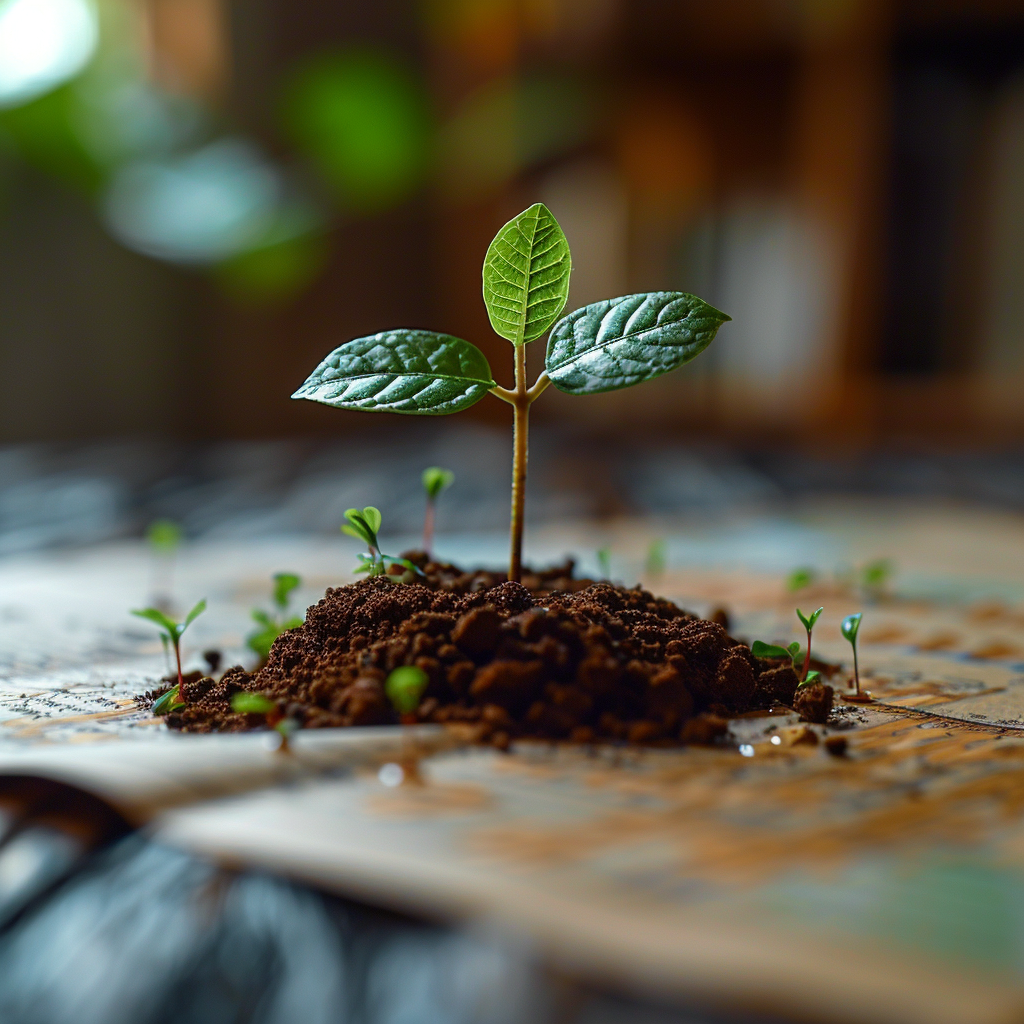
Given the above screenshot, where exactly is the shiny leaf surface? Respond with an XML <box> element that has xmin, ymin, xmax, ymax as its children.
<box><xmin>546</xmin><ymin>291</ymin><xmax>729</xmax><ymax>395</ymax></box>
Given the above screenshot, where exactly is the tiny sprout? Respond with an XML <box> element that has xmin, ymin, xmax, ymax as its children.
<box><xmin>133</xmin><ymin>599</ymin><xmax>206</xmax><ymax>695</ymax></box>
<box><xmin>385</xmin><ymin>665</ymin><xmax>428</xmax><ymax>716</ymax></box>
<box><xmin>645</xmin><ymin>539</ymin><xmax>667</xmax><ymax>577</ymax></box>
<box><xmin>862</xmin><ymin>559</ymin><xmax>893</xmax><ymax>600</ymax></box>
<box><xmin>795</xmin><ymin>606</ymin><xmax>824</xmax><ymax>681</ymax></box>
<box><xmin>230</xmin><ymin>692</ymin><xmax>295</xmax><ymax>745</ymax></box>
<box><xmin>787</xmin><ymin>567</ymin><xmax>816</xmax><ymax>592</ymax></box>
<box><xmin>146</xmin><ymin>518</ymin><xmax>182</xmax><ymax>611</ymax></box>
<box><xmin>343</xmin><ymin>506</ymin><xmax>423</xmax><ymax>580</ymax></box>
<box><xmin>596</xmin><ymin>546</ymin><xmax>611</xmax><ymax>579</ymax></box>
<box><xmin>146</xmin><ymin>518</ymin><xmax>182</xmax><ymax>553</ymax></box>
<box><xmin>247</xmin><ymin>573</ymin><xmax>304</xmax><ymax>662</ymax></box>
<box><xmin>421</xmin><ymin>467</ymin><xmax>454</xmax><ymax>557</ymax></box>
<box><xmin>799</xmin><ymin>669</ymin><xmax>822</xmax><ymax>689</ymax></box>
<box><xmin>751</xmin><ymin>640</ymin><xmax>802</xmax><ymax>665</ymax></box>
<box><xmin>152</xmin><ymin>685</ymin><xmax>185</xmax><ymax>715</ymax></box>
<box><xmin>842</xmin><ymin>612</ymin><xmax>863</xmax><ymax>695</ymax></box>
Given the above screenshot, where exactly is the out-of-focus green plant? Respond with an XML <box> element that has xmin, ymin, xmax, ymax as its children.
<box><xmin>596</xmin><ymin>546</ymin><xmax>611</xmax><ymax>579</ymax></box>
<box><xmin>247</xmin><ymin>573</ymin><xmax>304</xmax><ymax>662</ymax></box>
<box><xmin>862</xmin><ymin>559</ymin><xmax>893</xmax><ymax>600</ymax></box>
<box><xmin>645</xmin><ymin>539</ymin><xmax>667</xmax><ymax>577</ymax></box>
<box><xmin>385</xmin><ymin>665</ymin><xmax>428</xmax><ymax>717</ymax></box>
<box><xmin>787</xmin><ymin>567</ymin><xmax>816</xmax><ymax>592</ymax></box>
<box><xmin>294</xmin><ymin>203</ymin><xmax>728</xmax><ymax>583</ymax></box>
<box><xmin>230</xmin><ymin>691</ymin><xmax>297</xmax><ymax>745</ymax></box>
<box><xmin>421</xmin><ymin>467</ymin><xmax>454</xmax><ymax>557</ymax></box>
<box><xmin>842</xmin><ymin>612</ymin><xmax>863</xmax><ymax>695</ymax></box>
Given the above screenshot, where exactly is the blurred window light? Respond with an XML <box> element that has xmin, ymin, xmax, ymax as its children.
<box><xmin>103</xmin><ymin>139</ymin><xmax>294</xmax><ymax>264</ymax></box>
<box><xmin>0</xmin><ymin>0</ymin><xmax>98</xmax><ymax>108</ymax></box>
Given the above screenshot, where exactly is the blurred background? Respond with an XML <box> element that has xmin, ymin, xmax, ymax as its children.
<box><xmin>2</xmin><ymin>0</ymin><xmax>1024</xmax><ymax>551</ymax></box>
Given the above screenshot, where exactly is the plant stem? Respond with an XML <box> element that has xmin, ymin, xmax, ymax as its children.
<box><xmin>509</xmin><ymin>343</ymin><xmax>529</xmax><ymax>583</ymax></box>
<box><xmin>173</xmin><ymin>638</ymin><xmax>183</xmax><ymax>691</ymax></box>
<box><xmin>801</xmin><ymin>629</ymin><xmax>811</xmax><ymax>681</ymax></box>
<box><xmin>853</xmin><ymin>643</ymin><xmax>860</xmax><ymax>695</ymax></box>
<box><xmin>422</xmin><ymin>499</ymin><xmax>435</xmax><ymax>556</ymax></box>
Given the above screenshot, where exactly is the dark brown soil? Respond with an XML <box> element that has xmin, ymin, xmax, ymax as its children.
<box><xmin>161</xmin><ymin>554</ymin><xmax>833</xmax><ymax>744</ymax></box>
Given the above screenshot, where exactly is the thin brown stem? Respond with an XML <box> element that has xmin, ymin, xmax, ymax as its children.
<box><xmin>801</xmin><ymin>630</ymin><xmax>811</xmax><ymax>681</ymax></box>
<box><xmin>508</xmin><ymin>344</ymin><xmax>529</xmax><ymax>583</ymax></box>
<box><xmin>174</xmin><ymin>639</ymin><xmax>183</xmax><ymax>691</ymax></box>
<box><xmin>489</xmin><ymin>384</ymin><xmax>517</xmax><ymax>405</ymax></box>
<box><xmin>422</xmin><ymin>500</ymin><xmax>435</xmax><ymax>556</ymax></box>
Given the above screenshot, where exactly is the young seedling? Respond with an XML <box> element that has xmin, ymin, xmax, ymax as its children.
<box><xmin>795</xmin><ymin>606</ymin><xmax>824</xmax><ymax>681</ymax></box>
<box><xmin>146</xmin><ymin>518</ymin><xmax>182</xmax><ymax>613</ymax></box>
<box><xmin>421</xmin><ymin>467</ymin><xmax>454</xmax><ymax>557</ymax></box>
<box><xmin>342</xmin><ymin>507</ymin><xmax>423</xmax><ymax>579</ymax></box>
<box><xmin>133</xmin><ymin>599</ymin><xmax>207</xmax><ymax>714</ymax></box>
<box><xmin>230</xmin><ymin>692</ymin><xmax>296</xmax><ymax>749</ymax></box>
<box><xmin>862</xmin><ymin>559</ymin><xmax>893</xmax><ymax>601</ymax></box>
<box><xmin>787</xmin><ymin>567</ymin><xmax>816</xmax><ymax>592</ymax></box>
<box><xmin>293</xmin><ymin>203</ymin><xmax>729</xmax><ymax>583</ymax></box>
<box><xmin>247</xmin><ymin>572</ymin><xmax>304</xmax><ymax>662</ymax></box>
<box><xmin>596</xmin><ymin>546</ymin><xmax>611</xmax><ymax>579</ymax></box>
<box><xmin>842</xmin><ymin>612</ymin><xmax>869</xmax><ymax>700</ymax></box>
<box><xmin>751</xmin><ymin>639</ymin><xmax>821</xmax><ymax>690</ymax></box>
<box><xmin>645</xmin><ymin>539</ymin><xmax>667</xmax><ymax>578</ymax></box>
<box><xmin>380</xmin><ymin>665</ymin><xmax>430</xmax><ymax>786</ymax></box>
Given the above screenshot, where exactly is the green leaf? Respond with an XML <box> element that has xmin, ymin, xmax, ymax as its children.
<box><xmin>272</xmin><ymin>572</ymin><xmax>301</xmax><ymax>610</ymax></box>
<box><xmin>146</xmin><ymin>519</ymin><xmax>182</xmax><ymax>554</ymax></box>
<box><xmin>862</xmin><ymin>559</ymin><xmax>893</xmax><ymax>588</ymax></box>
<box><xmin>422</xmin><ymin>466</ymin><xmax>454</xmax><ymax>500</ymax></box>
<box><xmin>787</xmin><ymin>567</ymin><xmax>815</xmax><ymax>592</ymax></box>
<box><xmin>361</xmin><ymin>507</ymin><xmax>382</xmax><ymax>534</ymax></box>
<box><xmin>482</xmin><ymin>202</ymin><xmax>571</xmax><ymax>345</ymax></box>
<box><xmin>282</xmin><ymin>616</ymin><xmax>304</xmax><ymax>630</ymax></box>
<box><xmin>231</xmin><ymin>692</ymin><xmax>278</xmax><ymax>716</ymax></box>
<box><xmin>842</xmin><ymin>613</ymin><xmax>863</xmax><ymax>644</ymax></box>
<box><xmin>181</xmin><ymin>599</ymin><xmax>207</xmax><ymax>632</ymax></box>
<box><xmin>796</xmin><ymin>607</ymin><xmax>824</xmax><ymax>632</ymax></box>
<box><xmin>343</xmin><ymin>509</ymin><xmax>377</xmax><ymax>548</ymax></box>
<box><xmin>152</xmin><ymin>685</ymin><xmax>181</xmax><ymax>715</ymax></box>
<box><xmin>251</xmin><ymin>609</ymin><xmax>274</xmax><ymax>627</ymax></box>
<box><xmin>799</xmin><ymin>670</ymin><xmax>822</xmax><ymax>687</ymax></box>
<box><xmin>787</xmin><ymin>641</ymin><xmax>801</xmax><ymax>659</ymax></box>
<box><xmin>131</xmin><ymin>607</ymin><xmax>177</xmax><ymax>637</ymax></box>
<box><xmin>292</xmin><ymin>330</ymin><xmax>495</xmax><ymax>414</ymax></box>
<box><xmin>751</xmin><ymin>640</ymin><xmax>794</xmax><ymax>661</ymax></box>
<box><xmin>383</xmin><ymin>555</ymin><xmax>426</xmax><ymax>577</ymax></box>
<box><xmin>545</xmin><ymin>291</ymin><xmax>730</xmax><ymax>395</ymax></box>
<box><xmin>385</xmin><ymin>665</ymin><xmax>428</xmax><ymax>714</ymax></box>
<box><xmin>246</xmin><ymin>622</ymin><xmax>279</xmax><ymax>661</ymax></box>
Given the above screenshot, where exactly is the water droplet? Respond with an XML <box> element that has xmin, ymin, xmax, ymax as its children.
<box><xmin>738</xmin><ymin>744</ymin><xmax>755</xmax><ymax>757</ymax></box>
<box><xmin>770</xmin><ymin>735</ymin><xmax>782</xmax><ymax>746</ymax></box>
<box><xmin>378</xmin><ymin>762</ymin><xmax>404</xmax><ymax>787</ymax></box>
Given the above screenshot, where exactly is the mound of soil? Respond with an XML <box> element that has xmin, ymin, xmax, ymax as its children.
<box><xmin>161</xmin><ymin>555</ymin><xmax>830</xmax><ymax>745</ymax></box>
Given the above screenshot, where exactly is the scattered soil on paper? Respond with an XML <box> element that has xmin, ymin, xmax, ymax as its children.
<box><xmin>159</xmin><ymin>554</ymin><xmax>832</xmax><ymax>745</ymax></box>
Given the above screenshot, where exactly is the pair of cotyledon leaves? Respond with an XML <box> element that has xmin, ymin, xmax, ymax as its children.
<box><xmin>291</xmin><ymin>203</ymin><xmax>731</xmax><ymax>415</ymax></box>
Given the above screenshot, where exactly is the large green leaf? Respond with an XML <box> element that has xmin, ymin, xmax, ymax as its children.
<box><xmin>545</xmin><ymin>292</ymin><xmax>730</xmax><ymax>395</ymax></box>
<box><xmin>482</xmin><ymin>203</ymin><xmax>571</xmax><ymax>345</ymax></box>
<box><xmin>292</xmin><ymin>330</ymin><xmax>495</xmax><ymax>414</ymax></box>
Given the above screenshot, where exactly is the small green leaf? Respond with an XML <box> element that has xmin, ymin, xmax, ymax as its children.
<box><xmin>282</xmin><ymin>616</ymin><xmax>303</xmax><ymax>630</ymax></box>
<box><xmin>862</xmin><ymin>559</ymin><xmax>893</xmax><ymax>588</ymax></box>
<box><xmin>482</xmin><ymin>202</ymin><xmax>571</xmax><ymax>346</ymax></box>
<box><xmin>751</xmin><ymin>640</ymin><xmax>794</xmax><ymax>661</ymax></box>
<box><xmin>596</xmin><ymin>546</ymin><xmax>611</xmax><ymax>578</ymax></box>
<box><xmin>799</xmin><ymin>670</ymin><xmax>822</xmax><ymax>688</ymax></box>
<box><xmin>182</xmin><ymin>599</ymin><xmax>206</xmax><ymax>632</ymax></box>
<box><xmin>272</xmin><ymin>572</ymin><xmax>301</xmax><ymax>610</ymax></box>
<box><xmin>343</xmin><ymin>509</ymin><xmax>377</xmax><ymax>548</ymax></box>
<box><xmin>787</xmin><ymin>641</ymin><xmax>801</xmax><ymax>659</ymax></box>
<box><xmin>146</xmin><ymin>519</ymin><xmax>182</xmax><ymax>553</ymax></box>
<box><xmin>787</xmin><ymin>567</ymin><xmax>816</xmax><ymax>592</ymax></box>
<box><xmin>842</xmin><ymin>613</ymin><xmax>863</xmax><ymax>644</ymax></box>
<box><xmin>796</xmin><ymin>607</ymin><xmax>824</xmax><ymax>631</ymax></box>
<box><xmin>231</xmin><ymin>692</ymin><xmax>278</xmax><ymax>716</ymax></box>
<box><xmin>422</xmin><ymin>466</ymin><xmax>454</xmax><ymax>500</ymax></box>
<box><xmin>246</xmin><ymin>623</ymin><xmax>279</xmax><ymax>661</ymax></box>
<box><xmin>292</xmin><ymin>330</ymin><xmax>495</xmax><ymax>415</ymax></box>
<box><xmin>361</xmin><ymin>507</ymin><xmax>382</xmax><ymax>534</ymax></box>
<box><xmin>251</xmin><ymin>609</ymin><xmax>274</xmax><ymax>627</ymax></box>
<box><xmin>385</xmin><ymin>665</ymin><xmax>428</xmax><ymax>714</ymax></box>
<box><xmin>152</xmin><ymin>685</ymin><xmax>181</xmax><ymax>715</ymax></box>
<box><xmin>546</xmin><ymin>291</ymin><xmax>729</xmax><ymax>395</ymax></box>
<box><xmin>645</xmin><ymin>539</ymin><xmax>667</xmax><ymax>576</ymax></box>
<box><xmin>132</xmin><ymin>607</ymin><xmax>177</xmax><ymax>636</ymax></box>
<box><xmin>383</xmin><ymin>555</ymin><xmax>426</xmax><ymax>577</ymax></box>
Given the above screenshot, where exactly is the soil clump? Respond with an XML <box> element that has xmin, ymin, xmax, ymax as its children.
<box><xmin>160</xmin><ymin>555</ymin><xmax>833</xmax><ymax>745</ymax></box>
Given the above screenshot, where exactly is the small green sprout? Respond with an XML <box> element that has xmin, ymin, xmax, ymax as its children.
<box><xmin>787</xmin><ymin>567</ymin><xmax>816</xmax><ymax>592</ymax></box>
<box><xmin>151</xmin><ymin>686</ymin><xmax>185</xmax><ymax>715</ymax></box>
<box><xmin>421</xmin><ymin>467</ymin><xmax>454</xmax><ymax>556</ymax></box>
<box><xmin>146</xmin><ymin>518</ymin><xmax>182</xmax><ymax>612</ymax></box>
<box><xmin>342</xmin><ymin>507</ymin><xmax>423</xmax><ymax>579</ymax></box>
<box><xmin>146</xmin><ymin>519</ymin><xmax>182</xmax><ymax>553</ymax></box>
<box><xmin>293</xmin><ymin>203</ymin><xmax>729</xmax><ymax>583</ymax></box>
<box><xmin>385</xmin><ymin>665</ymin><xmax>428</xmax><ymax>717</ymax></box>
<box><xmin>230</xmin><ymin>691</ymin><xmax>297</xmax><ymax>745</ymax></box>
<box><xmin>133</xmin><ymin>599</ymin><xmax>206</xmax><ymax>702</ymax></box>
<box><xmin>795</xmin><ymin>606</ymin><xmax>824</xmax><ymax>681</ymax></box>
<box><xmin>596</xmin><ymin>546</ymin><xmax>611</xmax><ymax>579</ymax></box>
<box><xmin>862</xmin><ymin>559</ymin><xmax>893</xmax><ymax>600</ymax></box>
<box><xmin>645</xmin><ymin>539</ymin><xmax>667</xmax><ymax>577</ymax></box>
<box><xmin>247</xmin><ymin>572</ymin><xmax>304</xmax><ymax>662</ymax></box>
<box><xmin>751</xmin><ymin>640</ymin><xmax>802</xmax><ymax>664</ymax></box>
<box><xmin>842</xmin><ymin>612</ymin><xmax>863</xmax><ymax>695</ymax></box>
<box><xmin>802</xmin><ymin>670</ymin><xmax>822</xmax><ymax>687</ymax></box>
